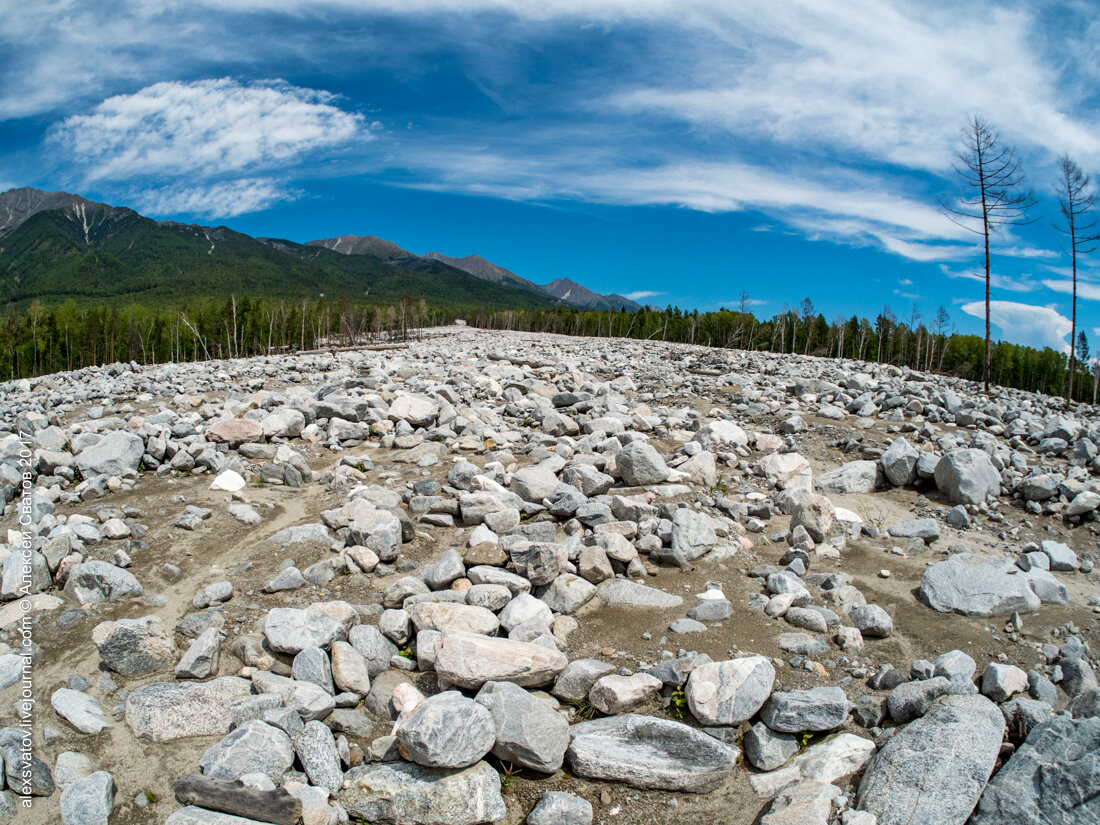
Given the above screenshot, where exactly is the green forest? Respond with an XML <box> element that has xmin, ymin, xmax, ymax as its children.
<box><xmin>2</xmin><ymin>293</ymin><xmax>1095</xmax><ymax>403</ymax></box>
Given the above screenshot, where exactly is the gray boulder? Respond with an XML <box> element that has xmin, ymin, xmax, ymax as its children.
<box><xmin>340</xmin><ymin>761</ymin><xmax>505</xmax><ymax>825</ymax></box>
<box><xmin>74</xmin><ymin>431</ymin><xmax>144</xmax><ymax>477</ymax></box>
<box><xmin>566</xmin><ymin>714</ymin><xmax>739</xmax><ymax>792</ymax></box>
<box><xmin>920</xmin><ymin>554</ymin><xmax>1069</xmax><ymax>616</ymax></box>
<box><xmin>63</xmin><ymin>561</ymin><xmax>142</xmax><ymax>606</ymax></box>
<box><xmin>887</xmin><ymin>518</ymin><xmax>939</xmax><ymax>542</ymax></box>
<box><xmin>761</xmin><ymin>687</ymin><xmax>849</xmax><ymax>732</ymax></box>
<box><xmin>199</xmin><ymin>720</ymin><xmax>294</xmax><ymax>782</ymax></box>
<box><xmin>934</xmin><ymin>449</ymin><xmax>1001</xmax><ymax>504</ymax></box>
<box><xmin>51</xmin><ymin>689</ymin><xmax>110</xmax><ymax>735</ymax></box>
<box><xmin>263</xmin><ymin>607</ymin><xmax>346</xmax><ymax>654</ymax></box>
<box><xmin>396</xmin><ymin>691</ymin><xmax>495</xmax><ymax>769</ymax></box>
<box><xmin>743</xmin><ymin>722</ymin><xmax>799</xmax><ymax>771</ymax></box>
<box><xmin>526</xmin><ymin>791</ymin><xmax>593</xmax><ymax>825</ymax></box>
<box><xmin>815</xmin><ymin>460</ymin><xmax>878</xmax><ymax>495</ymax></box>
<box><xmin>881</xmin><ymin>437</ymin><xmax>918</xmax><ymax>486</ymax></box>
<box><xmin>856</xmin><ymin>694</ymin><xmax>1004</xmax><ymax>825</ymax></box>
<box><xmin>476</xmin><ymin>681</ymin><xmax>570</xmax><ymax>773</ymax></box>
<box><xmin>970</xmin><ymin>715</ymin><xmax>1100</xmax><ymax>825</ymax></box>
<box><xmin>887</xmin><ymin>677</ymin><xmax>951</xmax><ymax>723</ymax></box>
<box><xmin>294</xmin><ymin>720</ymin><xmax>344</xmax><ymax>794</ymax></box>
<box><xmin>125</xmin><ymin>677</ymin><xmax>252</xmax><ymax>741</ymax></box>
<box><xmin>849</xmin><ymin>604</ymin><xmax>893</xmax><ymax>638</ymax></box>
<box><xmin>92</xmin><ymin>615</ymin><xmax>175</xmax><ymax>676</ymax></box>
<box><xmin>617</xmin><ymin>441</ymin><xmax>670</xmax><ymax>486</ymax></box>
<box><xmin>684</xmin><ymin>656</ymin><xmax>775</xmax><ymax>726</ymax></box>
<box><xmin>59</xmin><ymin>770</ymin><xmax>114</xmax><ymax>825</ymax></box>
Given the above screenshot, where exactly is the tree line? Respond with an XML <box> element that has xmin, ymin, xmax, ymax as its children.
<box><xmin>2</xmin><ymin>290</ymin><xmax>1097</xmax><ymax>403</ymax></box>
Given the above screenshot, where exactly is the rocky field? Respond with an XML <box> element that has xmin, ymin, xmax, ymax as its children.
<box><xmin>1</xmin><ymin>325</ymin><xmax>1097</xmax><ymax>825</ymax></box>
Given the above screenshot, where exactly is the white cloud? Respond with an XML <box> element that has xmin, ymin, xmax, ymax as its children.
<box><xmin>622</xmin><ymin>290</ymin><xmax>664</xmax><ymax>300</ymax></box>
<box><xmin>943</xmin><ymin>266</ymin><xmax>1034</xmax><ymax>293</ymax></box>
<box><xmin>961</xmin><ymin>300</ymin><xmax>1072</xmax><ymax>352</ymax></box>
<box><xmin>132</xmin><ymin>179</ymin><xmax>296</xmax><ymax>218</ymax></box>
<box><xmin>1041</xmin><ymin>279</ymin><xmax>1100</xmax><ymax>302</ymax></box>
<box><xmin>52</xmin><ymin>79</ymin><xmax>365</xmax><ymax>181</ymax></box>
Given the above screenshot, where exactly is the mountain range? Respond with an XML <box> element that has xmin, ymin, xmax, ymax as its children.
<box><xmin>0</xmin><ymin>188</ymin><xmax>639</xmax><ymax>311</ymax></box>
<box><xmin>308</xmin><ymin>235</ymin><xmax>640</xmax><ymax>310</ymax></box>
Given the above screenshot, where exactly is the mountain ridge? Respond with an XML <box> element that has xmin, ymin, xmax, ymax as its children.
<box><xmin>0</xmin><ymin>187</ymin><xmax>638</xmax><ymax>311</ymax></box>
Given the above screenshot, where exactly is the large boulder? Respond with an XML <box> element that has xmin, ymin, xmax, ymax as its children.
<box><xmin>62</xmin><ymin>561</ymin><xmax>143</xmax><ymax>606</ymax></box>
<box><xmin>396</xmin><ymin>691</ymin><xmax>495</xmax><ymax>769</ymax></box>
<box><xmin>617</xmin><ymin>441</ymin><xmax>670</xmax><ymax>486</ymax></box>
<box><xmin>760</xmin><ymin>687</ymin><xmax>849</xmax><ymax>732</ymax></box>
<box><xmin>432</xmin><ymin>631</ymin><xmax>568</xmax><ymax>689</ymax></box>
<box><xmin>476</xmin><ymin>681</ymin><xmax>570</xmax><ymax>773</ymax></box>
<box><xmin>388</xmin><ymin>394</ymin><xmax>441</xmax><ymax>427</ymax></box>
<box><xmin>855</xmin><ymin>694</ymin><xmax>1004</xmax><ymax>825</ymax></box>
<box><xmin>92</xmin><ymin>616</ymin><xmax>175</xmax><ymax>676</ymax></box>
<box><xmin>934</xmin><ymin>449</ymin><xmax>1001</xmax><ymax>504</ymax></box>
<box><xmin>567</xmin><ymin>714</ymin><xmax>739</xmax><ymax>792</ymax></box>
<box><xmin>685</xmin><ymin>656</ymin><xmax>776</xmax><ymax>726</ymax></box>
<box><xmin>206</xmin><ymin>418</ymin><xmax>264</xmax><ymax>448</ymax></box>
<box><xmin>757</xmin><ymin>452</ymin><xmax>813</xmax><ymax>491</ymax></box>
<box><xmin>125</xmin><ymin>678</ymin><xmax>252</xmax><ymax>742</ymax></box>
<box><xmin>970</xmin><ymin>714</ymin><xmax>1100</xmax><ymax>825</ymax></box>
<box><xmin>919</xmin><ymin>554</ymin><xmax>1069</xmax><ymax>616</ymax></box>
<box><xmin>341</xmin><ymin>761</ymin><xmax>505</xmax><ymax>825</ymax></box>
<box><xmin>263</xmin><ymin>607</ymin><xmax>346</xmax><ymax>654</ymax></box>
<box><xmin>199</xmin><ymin>720</ymin><xmax>294</xmax><ymax>783</ymax></box>
<box><xmin>74</xmin><ymin>431</ymin><xmax>144</xmax><ymax>477</ymax></box>
<box><xmin>815</xmin><ymin>460</ymin><xmax>879</xmax><ymax>495</ymax></box>
<box><xmin>881</xmin><ymin>437</ymin><xmax>919</xmax><ymax>486</ymax></box>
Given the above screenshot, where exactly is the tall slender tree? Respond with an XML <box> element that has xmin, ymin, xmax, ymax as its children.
<box><xmin>941</xmin><ymin>115</ymin><xmax>1036</xmax><ymax>393</ymax></box>
<box><xmin>1054</xmin><ymin>155</ymin><xmax>1098</xmax><ymax>403</ymax></box>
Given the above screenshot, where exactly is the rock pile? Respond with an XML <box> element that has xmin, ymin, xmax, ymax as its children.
<box><xmin>0</xmin><ymin>327</ymin><xmax>1097</xmax><ymax>825</ymax></box>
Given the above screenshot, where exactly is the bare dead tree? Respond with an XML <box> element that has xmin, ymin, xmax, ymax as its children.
<box><xmin>1054</xmin><ymin>155</ymin><xmax>1099</xmax><ymax>403</ymax></box>
<box><xmin>940</xmin><ymin>116</ymin><xmax>1036</xmax><ymax>392</ymax></box>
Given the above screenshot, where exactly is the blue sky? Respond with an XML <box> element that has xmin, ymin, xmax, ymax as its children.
<box><xmin>3</xmin><ymin>1</ymin><xmax>1100</xmax><ymax>352</ymax></box>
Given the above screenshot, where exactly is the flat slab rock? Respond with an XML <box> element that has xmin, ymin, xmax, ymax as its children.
<box><xmin>596</xmin><ymin>578</ymin><xmax>683</xmax><ymax>608</ymax></box>
<box><xmin>856</xmin><ymin>694</ymin><xmax>1004</xmax><ymax>825</ymax></box>
<box><xmin>566</xmin><ymin>713</ymin><xmax>739</xmax><ymax>792</ymax></box>
<box><xmin>919</xmin><ymin>553</ymin><xmax>1069</xmax><ymax>616</ymax></box>
<box><xmin>340</xmin><ymin>760</ymin><xmax>506</xmax><ymax>825</ymax></box>
<box><xmin>126</xmin><ymin>677</ymin><xmax>252</xmax><ymax>742</ymax></box>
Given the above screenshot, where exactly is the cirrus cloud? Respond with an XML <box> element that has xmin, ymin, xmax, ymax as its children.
<box><xmin>52</xmin><ymin>78</ymin><xmax>365</xmax><ymax>181</ymax></box>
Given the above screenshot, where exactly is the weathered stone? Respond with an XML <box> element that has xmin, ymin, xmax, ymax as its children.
<box><xmin>934</xmin><ymin>449</ymin><xmax>1001</xmax><ymax>504</ymax></box>
<box><xmin>396</xmin><ymin>691</ymin><xmax>495</xmax><ymax>769</ymax></box>
<box><xmin>93</xmin><ymin>615</ymin><xmax>175</xmax><ymax>675</ymax></box>
<box><xmin>849</xmin><ymin>605</ymin><xmax>893</xmax><ymax>638</ymax></box>
<box><xmin>52</xmin><ymin>688</ymin><xmax>110</xmax><ymax>735</ymax></box>
<box><xmin>59</xmin><ymin>770</ymin><xmax>114</xmax><ymax>825</ymax></box>
<box><xmin>433</xmin><ymin>632</ymin><xmax>568</xmax><ymax>689</ymax></box>
<box><xmin>920</xmin><ymin>554</ymin><xmax>1068</xmax><ymax>616</ymax></box>
<box><xmin>341</xmin><ymin>761</ymin><xmax>505</xmax><ymax>825</ymax></box>
<box><xmin>588</xmin><ymin>673</ymin><xmax>663</xmax><ymax>714</ymax></box>
<box><xmin>263</xmin><ymin>607</ymin><xmax>346</xmax><ymax>654</ymax></box>
<box><xmin>526</xmin><ymin>791</ymin><xmax>593</xmax><ymax>825</ymax></box>
<box><xmin>476</xmin><ymin>681</ymin><xmax>570</xmax><ymax>773</ymax></box>
<box><xmin>125</xmin><ymin>678</ymin><xmax>252</xmax><ymax>741</ymax></box>
<box><xmin>566</xmin><ymin>714</ymin><xmax>739</xmax><ymax>792</ymax></box>
<box><xmin>971</xmin><ymin>714</ymin><xmax>1100</xmax><ymax>825</ymax></box>
<box><xmin>62</xmin><ymin>560</ymin><xmax>142</xmax><ymax>606</ymax></box>
<box><xmin>685</xmin><ymin>656</ymin><xmax>775</xmax><ymax>727</ymax></box>
<box><xmin>294</xmin><ymin>720</ymin><xmax>344</xmax><ymax>794</ymax></box>
<box><xmin>855</xmin><ymin>694</ymin><xmax>1004</xmax><ymax>825</ymax></box>
<box><xmin>74</xmin><ymin>431</ymin><xmax>144</xmax><ymax>477</ymax></box>
<box><xmin>617</xmin><ymin>441</ymin><xmax>671</xmax><ymax>486</ymax></box>
<box><xmin>761</xmin><ymin>687</ymin><xmax>849</xmax><ymax>733</ymax></box>
<box><xmin>743</xmin><ymin>722</ymin><xmax>799</xmax><ymax>771</ymax></box>
<box><xmin>200</xmin><ymin>720</ymin><xmax>294</xmax><ymax>783</ymax></box>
